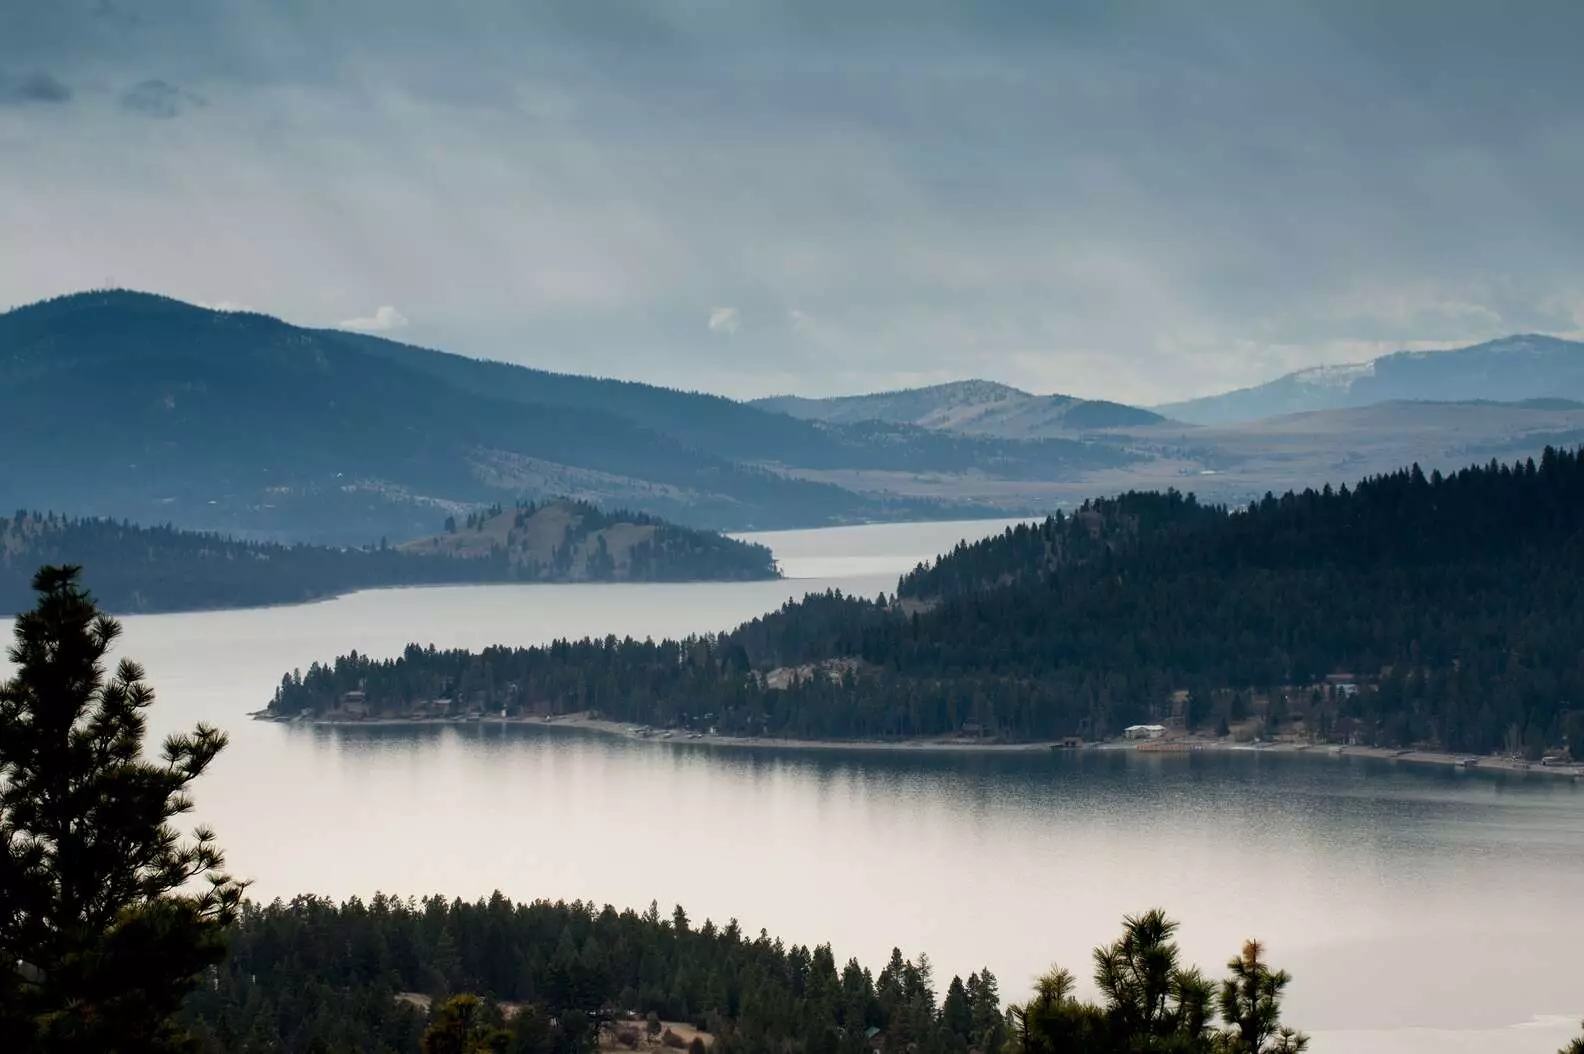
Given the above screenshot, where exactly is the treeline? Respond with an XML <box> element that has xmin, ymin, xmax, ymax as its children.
<box><xmin>0</xmin><ymin>511</ymin><xmax>493</xmax><ymax>614</ymax></box>
<box><xmin>0</xmin><ymin>504</ymin><xmax>776</xmax><ymax>615</ymax></box>
<box><xmin>269</xmin><ymin>449</ymin><xmax>1584</xmax><ymax>756</ymax></box>
<box><xmin>179</xmin><ymin>895</ymin><xmax>1305</xmax><ymax>1054</ymax></box>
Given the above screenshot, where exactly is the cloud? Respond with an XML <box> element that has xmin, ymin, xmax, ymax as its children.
<box><xmin>90</xmin><ymin>0</ymin><xmax>142</xmax><ymax>28</ymax></box>
<box><xmin>4</xmin><ymin>2</ymin><xmax>1584</xmax><ymax>403</ymax></box>
<box><xmin>338</xmin><ymin>306</ymin><xmax>409</xmax><ymax>332</ymax></box>
<box><xmin>121</xmin><ymin>79</ymin><xmax>205</xmax><ymax>119</ymax></box>
<box><xmin>0</xmin><ymin>70</ymin><xmax>72</xmax><ymax>105</ymax></box>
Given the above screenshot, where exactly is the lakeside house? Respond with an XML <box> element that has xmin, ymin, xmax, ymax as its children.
<box><xmin>1124</xmin><ymin>724</ymin><xmax>1168</xmax><ymax>740</ymax></box>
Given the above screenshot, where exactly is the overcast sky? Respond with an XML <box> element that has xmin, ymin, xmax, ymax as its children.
<box><xmin>3</xmin><ymin>0</ymin><xmax>1582</xmax><ymax>404</ymax></box>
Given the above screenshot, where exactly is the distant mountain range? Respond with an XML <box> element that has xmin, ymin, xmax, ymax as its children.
<box><xmin>1154</xmin><ymin>335</ymin><xmax>1584</xmax><ymax>424</ymax></box>
<box><xmin>0</xmin><ymin>291</ymin><xmax>1133</xmax><ymax>543</ymax></box>
<box><xmin>752</xmin><ymin>380</ymin><xmax>1164</xmax><ymax>439</ymax></box>
<box><xmin>6</xmin><ymin>290</ymin><xmax>1582</xmax><ymax>543</ymax></box>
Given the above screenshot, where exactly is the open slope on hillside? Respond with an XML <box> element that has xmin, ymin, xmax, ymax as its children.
<box><xmin>270</xmin><ymin>448</ymin><xmax>1584</xmax><ymax>757</ymax></box>
<box><xmin>754</xmin><ymin>380</ymin><xmax>1163</xmax><ymax>438</ymax></box>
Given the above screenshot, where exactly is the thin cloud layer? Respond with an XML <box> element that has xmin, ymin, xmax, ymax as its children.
<box><xmin>2</xmin><ymin>1</ymin><xmax>1583</xmax><ymax>403</ymax></box>
<box><xmin>339</xmin><ymin>306</ymin><xmax>409</xmax><ymax>332</ymax></box>
<box><xmin>121</xmin><ymin>79</ymin><xmax>205</xmax><ymax>118</ymax></box>
<box><xmin>0</xmin><ymin>70</ymin><xmax>72</xmax><ymax>104</ymax></box>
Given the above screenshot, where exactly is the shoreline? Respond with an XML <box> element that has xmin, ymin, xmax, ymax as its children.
<box><xmin>27</xmin><ymin>570</ymin><xmax>788</xmax><ymax>622</ymax></box>
<box><xmin>253</xmin><ymin>711</ymin><xmax>1584</xmax><ymax>775</ymax></box>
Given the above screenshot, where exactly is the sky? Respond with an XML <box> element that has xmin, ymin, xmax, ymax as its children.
<box><xmin>3</xmin><ymin>0</ymin><xmax>1583</xmax><ymax>405</ymax></box>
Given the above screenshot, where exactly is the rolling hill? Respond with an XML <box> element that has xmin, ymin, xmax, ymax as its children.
<box><xmin>0</xmin><ymin>291</ymin><xmax>1135</xmax><ymax>543</ymax></box>
<box><xmin>1155</xmin><ymin>334</ymin><xmax>1584</xmax><ymax>424</ymax></box>
<box><xmin>0</xmin><ymin>501</ymin><xmax>777</xmax><ymax>614</ymax></box>
<box><xmin>753</xmin><ymin>380</ymin><xmax>1164</xmax><ymax>438</ymax></box>
<box><xmin>400</xmin><ymin>499</ymin><xmax>776</xmax><ymax>583</ymax></box>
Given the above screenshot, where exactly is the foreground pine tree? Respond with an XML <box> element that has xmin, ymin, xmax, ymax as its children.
<box><xmin>1007</xmin><ymin>910</ymin><xmax>1307</xmax><ymax>1054</ymax></box>
<box><xmin>0</xmin><ymin>566</ymin><xmax>245</xmax><ymax>1052</ymax></box>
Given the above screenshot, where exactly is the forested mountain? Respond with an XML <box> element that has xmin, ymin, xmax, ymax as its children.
<box><xmin>271</xmin><ymin>449</ymin><xmax>1584</xmax><ymax>757</ymax></box>
<box><xmin>0</xmin><ymin>291</ymin><xmax>1133</xmax><ymax>543</ymax></box>
<box><xmin>753</xmin><ymin>381</ymin><xmax>1164</xmax><ymax>439</ymax></box>
<box><xmin>1155</xmin><ymin>334</ymin><xmax>1584</xmax><ymax>424</ymax></box>
<box><xmin>179</xmin><ymin>895</ymin><xmax>1304</xmax><ymax>1054</ymax></box>
<box><xmin>0</xmin><ymin>502</ymin><xmax>776</xmax><ymax>614</ymax></box>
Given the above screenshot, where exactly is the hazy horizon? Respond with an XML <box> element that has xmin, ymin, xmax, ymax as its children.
<box><xmin>4</xmin><ymin>1</ymin><xmax>1583</xmax><ymax>403</ymax></box>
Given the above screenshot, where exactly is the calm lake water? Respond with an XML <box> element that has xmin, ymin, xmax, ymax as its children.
<box><xmin>4</xmin><ymin>518</ymin><xmax>1581</xmax><ymax>1053</ymax></box>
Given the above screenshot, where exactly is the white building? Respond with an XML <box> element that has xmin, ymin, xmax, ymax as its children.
<box><xmin>1124</xmin><ymin>724</ymin><xmax>1168</xmax><ymax>740</ymax></box>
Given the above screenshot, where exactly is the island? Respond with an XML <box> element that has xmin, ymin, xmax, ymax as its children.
<box><xmin>264</xmin><ymin>447</ymin><xmax>1584</xmax><ymax>765</ymax></box>
<box><xmin>0</xmin><ymin>498</ymin><xmax>778</xmax><ymax>616</ymax></box>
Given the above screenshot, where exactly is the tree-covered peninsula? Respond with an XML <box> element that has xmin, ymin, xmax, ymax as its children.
<box><xmin>269</xmin><ymin>448</ymin><xmax>1584</xmax><ymax>757</ymax></box>
<box><xmin>0</xmin><ymin>500</ymin><xmax>777</xmax><ymax>615</ymax></box>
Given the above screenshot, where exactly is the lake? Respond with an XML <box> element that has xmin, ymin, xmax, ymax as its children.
<box><xmin>4</xmin><ymin>518</ymin><xmax>1581</xmax><ymax>1053</ymax></box>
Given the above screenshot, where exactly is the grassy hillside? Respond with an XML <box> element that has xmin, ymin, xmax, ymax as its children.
<box><xmin>401</xmin><ymin>500</ymin><xmax>777</xmax><ymax>583</ymax></box>
<box><xmin>754</xmin><ymin>380</ymin><xmax>1164</xmax><ymax>438</ymax></box>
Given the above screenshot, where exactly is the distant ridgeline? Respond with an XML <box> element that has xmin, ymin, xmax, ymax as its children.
<box><xmin>270</xmin><ymin>448</ymin><xmax>1584</xmax><ymax>757</ymax></box>
<box><xmin>0</xmin><ymin>500</ymin><xmax>777</xmax><ymax>615</ymax></box>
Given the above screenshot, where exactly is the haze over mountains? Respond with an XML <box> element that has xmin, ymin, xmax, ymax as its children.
<box><xmin>1154</xmin><ymin>335</ymin><xmax>1584</xmax><ymax>424</ymax></box>
<box><xmin>4</xmin><ymin>289</ymin><xmax>1582</xmax><ymax>545</ymax></box>
<box><xmin>0</xmin><ymin>291</ymin><xmax>1130</xmax><ymax>543</ymax></box>
<box><xmin>753</xmin><ymin>382</ymin><xmax>1164</xmax><ymax>440</ymax></box>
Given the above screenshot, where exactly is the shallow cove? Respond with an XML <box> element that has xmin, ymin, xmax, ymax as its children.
<box><xmin>3</xmin><ymin>517</ymin><xmax>1580</xmax><ymax>1053</ymax></box>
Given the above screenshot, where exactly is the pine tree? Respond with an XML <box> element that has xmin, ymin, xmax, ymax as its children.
<box><xmin>0</xmin><ymin>566</ymin><xmax>245</xmax><ymax>1051</ymax></box>
<box><xmin>422</xmin><ymin>994</ymin><xmax>510</xmax><ymax>1054</ymax></box>
<box><xmin>1218</xmin><ymin>940</ymin><xmax>1307</xmax><ymax>1052</ymax></box>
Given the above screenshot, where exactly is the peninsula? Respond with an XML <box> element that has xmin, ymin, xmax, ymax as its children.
<box><xmin>0</xmin><ymin>499</ymin><xmax>778</xmax><ymax>616</ymax></box>
<box><xmin>267</xmin><ymin>448</ymin><xmax>1584</xmax><ymax>764</ymax></box>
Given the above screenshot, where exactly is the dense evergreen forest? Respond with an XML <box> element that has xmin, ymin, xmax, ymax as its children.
<box><xmin>179</xmin><ymin>895</ymin><xmax>1309</xmax><ymax>1054</ymax></box>
<box><xmin>0</xmin><ymin>501</ymin><xmax>776</xmax><ymax>615</ymax></box>
<box><xmin>271</xmin><ymin>449</ymin><xmax>1584</xmax><ymax>757</ymax></box>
